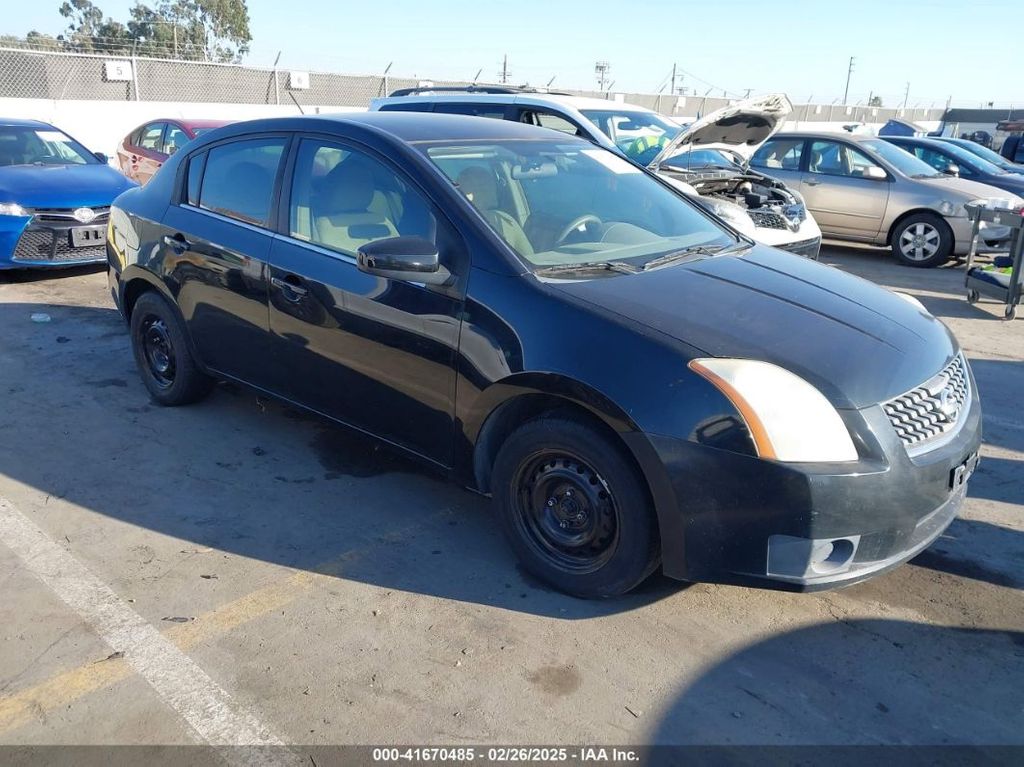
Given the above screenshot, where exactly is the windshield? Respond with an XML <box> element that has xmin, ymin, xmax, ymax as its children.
<box><xmin>423</xmin><ymin>139</ymin><xmax>735</xmax><ymax>272</ymax></box>
<box><xmin>580</xmin><ymin>110</ymin><xmax>684</xmax><ymax>165</ymax></box>
<box><xmin>859</xmin><ymin>138</ymin><xmax>940</xmax><ymax>178</ymax></box>
<box><xmin>0</xmin><ymin>126</ymin><xmax>97</xmax><ymax>167</ymax></box>
<box><xmin>945</xmin><ymin>139</ymin><xmax>1013</xmax><ymax>169</ymax></box>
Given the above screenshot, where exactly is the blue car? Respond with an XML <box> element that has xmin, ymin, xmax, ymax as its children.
<box><xmin>0</xmin><ymin>118</ymin><xmax>137</xmax><ymax>269</ymax></box>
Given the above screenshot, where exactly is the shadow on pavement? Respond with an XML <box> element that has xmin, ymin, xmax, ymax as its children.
<box><xmin>0</xmin><ymin>301</ymin><xmax>686</xmax><ymax>620</ymax></box>
<box><xmin>648</xmin><ymin>619</ymin><xmax>1024</xmax><ymax>746</ymax></box>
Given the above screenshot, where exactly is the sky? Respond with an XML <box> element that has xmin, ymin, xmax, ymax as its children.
<box><xmin>5</xmin><ymin>0</ymin><xmax>1021</xmax><ymax>108</ymax></box>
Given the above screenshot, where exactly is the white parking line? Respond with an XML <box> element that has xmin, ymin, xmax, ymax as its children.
<box><xmin>0</xmin><ymin>496</ymin><xmax>299</xmax><ymax>767</ymax></box>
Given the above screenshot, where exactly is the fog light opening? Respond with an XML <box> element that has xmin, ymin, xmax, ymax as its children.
<box><xmin>810</xmin><ymin>538</ymin><xmax>855</xmax><ymax>574</ymax></box>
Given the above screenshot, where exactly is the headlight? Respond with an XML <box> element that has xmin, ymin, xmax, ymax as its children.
<box><xmin>689</xmin><ymin>358</ymin><xmax>858</xmax><ymax>462</ymax></box>
<box><xmin>0</xmin><ymin>202</ymin><xmax>28</xmax><ymax>217</ymax></box>
<box><xmin>701</xmin><ymin>198</ymin><xmax>757</xmax><ymax>236</ymax></box>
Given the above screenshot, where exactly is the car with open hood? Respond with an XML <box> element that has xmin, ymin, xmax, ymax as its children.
<box><xmin>0</xmin><ymin>118</ymin><xmax>137</xmax><ymax>270</ymax></box>
<box><xmin>106</xmin><ymin>112</ymin><xmax>980</xmax><ymax>597</ymax></box>
<box><xmin>752</xmin><ymin>131</ymin><xmax>1023</xmax><ymax>267</ymax></box>
<box><xmin>371</xmin><ymin>88</ymin><xmax>822</xmax><ymax>259</ymax></box>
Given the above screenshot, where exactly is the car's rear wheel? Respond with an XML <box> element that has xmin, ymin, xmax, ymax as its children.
<box><xmin>130</xmin><ymin>291</ymin><xmax>213</xmax><ymax>405</ymax></box>
<box><xmin>492</xmin><ymin>417</ymin><xmax>659</xmax><ymax>598</ymax></box>
<box><xmin>891</xmin><ymin>213</ymin><xmax>953</xmax><ymax>268</ymax></box>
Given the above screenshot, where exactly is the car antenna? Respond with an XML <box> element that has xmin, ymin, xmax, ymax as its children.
<box><xmin>288</xmin><ymin>91</ymin><xmax>305</xmax><ymax>115</ymax></box>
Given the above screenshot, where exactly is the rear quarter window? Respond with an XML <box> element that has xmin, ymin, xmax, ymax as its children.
<box><xmin>186</xmin><ymin>152</ymin><xmax>206</xmax><ymax>207</ymax></box>
<box><xmin>197</xmin><ymin>138</ymin><xmax>286</xmax><ymax>227</ymax></box>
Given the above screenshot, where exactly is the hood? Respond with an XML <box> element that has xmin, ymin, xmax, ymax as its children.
<box><xmin>650</xmin><ymin>93</ymin><xmax>792</xmax><ymax>169</ymax></box>
<box><xmin>550</xmin><ymin>246</ymin><xmax>955</xmax><ymax>410</ymax></box>
<box><xmin>916</xmin><ymin>173</ymin><xmax>1024</xmax><ymax>205</ymax></box>
<box><xmin>0</xmin><ymin>164</ymin><xmax>136</xmax><ymax>209</ymax></box>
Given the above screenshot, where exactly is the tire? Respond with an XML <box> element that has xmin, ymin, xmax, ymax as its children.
<box><xmin>967</xmin><ymin>289</ymin><xmax>980</xmax><ymax>305</ymax></box>
<box><xmin>491</xmin><ymin>417</ymin><xmax>660</xmax><ymax>598</ymax></box>
<box><xmin>891</xmin><ymin>213</ymin><xmax>953</xmax><ymax>268</ymax></box>
<box><xmin>129</xmin><ymin>291</ymin><xmax>213</xmax><ymax>406</ymax></box>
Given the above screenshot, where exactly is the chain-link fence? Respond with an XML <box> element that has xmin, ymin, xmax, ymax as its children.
<box><xmin>0</xmin><ymin>43</ymin><xmax>948</xmax><ymax>125</ymax></box>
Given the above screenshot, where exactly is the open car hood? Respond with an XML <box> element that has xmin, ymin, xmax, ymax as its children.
<box><xmin>650</xmin><ymin>93</ymin><xmax>792</xmax><ymax>169</ymax></box>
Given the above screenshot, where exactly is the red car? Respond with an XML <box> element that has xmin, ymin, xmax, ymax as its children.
<box><xmin>116</xmin><ymin>118</ymin><xmax>230</xmax><ymax>185</ymax></box>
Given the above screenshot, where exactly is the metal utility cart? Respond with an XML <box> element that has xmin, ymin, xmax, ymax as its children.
<box><xmin>964</xmin><ymin>204</ymin><xmax>1024</xmax><ymax>320</ymax></box>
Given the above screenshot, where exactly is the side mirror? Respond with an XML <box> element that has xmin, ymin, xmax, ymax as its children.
<box><xmin>94</xmin><ymin>152</ymin><xmax>109</xmax><ymax>164</ymax></box>
<box><xmin>943</xmin><ymin>163</ymin><xmax>960</xmax><ymax>177</ymax></box>
<box><xmin>357</xmin><ymin>236</ymin><xmax>451</xmax><ymax>286</ymax></box>
<box><xmin>864</xmin><ymin>166</ymin><xmax>887</xmax><ymax>180</ymax></box>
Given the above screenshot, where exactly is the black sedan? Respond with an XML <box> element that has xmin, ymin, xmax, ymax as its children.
<box><xmin>883</xmin><ymin>135</ymin><xmax>1024</xmax><ymax>197</ymax></box>
<box><xmin>106</xmin><ymin>113</ymin><xmax>981</xmax><ymax>597</ymax></box>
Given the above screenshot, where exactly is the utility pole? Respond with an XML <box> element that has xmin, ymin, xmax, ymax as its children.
<box><xmin>902</xmin><ymin>81</ymin><xmax>910</xmax><ymax>110</ymax></box>
<box><xmin>595</xmin><ymin>61</ymin><xmax>610</xmax><ymax>91</ymax></box>
<box><xmin>743</xmin><ymin>88</ymin><xmax>752</xmax><ymax>98</ymax></box>
<box><xmin>670</xmin><ymin>63</ymin><xmax>677</xmax><ymax>96</ymax></box>
<box><xmin>499</xmin><ymin>54</ymin><xmax>509</xmax><ymax>85</ymax></box>
<box><xmin>843</xmin><ymin>56</ymin><xmax>855</xmax><ymax>105</ymax></box>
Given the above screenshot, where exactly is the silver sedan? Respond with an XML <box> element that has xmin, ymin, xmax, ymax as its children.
<box><xmin>751</xmin><ymin>132</ymin><xmax>1022</xmax><ymax>267</ymax></box>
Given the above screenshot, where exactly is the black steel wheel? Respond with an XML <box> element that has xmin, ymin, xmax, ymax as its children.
<box><xmin>512</xmin><ymin>450</ymin><xmax>620</xmax><ymax>574</ymax></box>
<box><xmin>140</xmin><ymin>316</ymin><xmax>176</xmax><ymax>389</ymax></box>
<box><xmin>492</xmin><ymin>416</ymin><xmax>659</xmax><ymax>597</ymax></box>
<box><xmin>130</xmin><ymin>291</ymin><xmax>213</xmax><ymax>406</ymax></box>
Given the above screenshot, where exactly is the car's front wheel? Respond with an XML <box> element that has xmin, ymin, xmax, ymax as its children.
<box><xmin>130</xmin><ymin>291</ymin><xmax>213</xmax><ymax>405</ymax></box>
<box><xmin>891</xmin><ymin>213</ymin><xmax>953</xmax><ymax>268</ymax></box>
<box><xmin>492</xmin><ymin>416</ymin><xmax>660</xmax><ymax>598</ymax></box>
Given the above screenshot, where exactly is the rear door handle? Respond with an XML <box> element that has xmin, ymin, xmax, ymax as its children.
<box><xmin>271</xmin><ymin>275</ymin><xmax>308</xmax><ymax>299</ymax></box>
<box><xmin>162</xmin><ymin>233</ymin><xmax>191</xmax><ymax>253</ymax></box>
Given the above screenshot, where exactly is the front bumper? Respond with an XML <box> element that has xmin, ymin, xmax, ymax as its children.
<box><xmin>0</xmin><ymin>215</ymin><xmax>107</xmax><ymax>269</ymax></box>
<box><xmin>947</xmin><ymin>215</ymin><xmax>1013</xmax><ymax>255</ymax></box>
<box><xmin>644</xmin><ymin>366</ymin><xmax>982</xmax><ymax>591</ymax></box>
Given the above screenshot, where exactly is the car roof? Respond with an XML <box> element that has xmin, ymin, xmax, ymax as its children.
<box><xmin>194</xmin><ymin>111</ymin><xmax>590</xmax><ymax>145</ymax></box>
<box><xmin>772</xmin><ymin>131</ymin><xmax>882</xmax><ymax>143</ymax></box>
<box><xmin>0</xmin><ymin>118</ymin><xmax>54</xmax><ymax>129</ymax></box>
<box><xmin>174</xmin><ymin>118</ymin><xmax>232</xmax><ymax>131</ymax></box>
<box><xmin>377</xmin><ymin>92</ymin><xmax>657</xmax><ymax>114</ymax></box>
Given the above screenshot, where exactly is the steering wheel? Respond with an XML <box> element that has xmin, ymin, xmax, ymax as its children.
<box><xmin>556</xmin><ymin>215</ymin><xmax>603</xmax><ymax>246</ymax></box>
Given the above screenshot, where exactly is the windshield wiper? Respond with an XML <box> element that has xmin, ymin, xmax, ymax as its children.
<box><xmin>642</xmin><ymin>243</ymin><xmax>741</xmax><ymax>271</ymax></box>
<box><xmin>534</xmin><ymin>260</ymin><xmax>639</xmax><ymax>277</ymax></box>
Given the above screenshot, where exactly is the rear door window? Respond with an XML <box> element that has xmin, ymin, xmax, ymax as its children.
<box><xmin>197</xmin><ymin>137</ymin><xmax>287</xmax><ymax>228</ymax></box>
<box><xmin>518</xmin><ymin>110</ymin><xmax>581</xmax><ymax>136</ymax></box>
<box><xmin>163</xmin><ymin>125</ymin><xmax>190</xmax><ymax>156</ymax></box>
<box><xmin>432</xmin><ymin>103</ymin><xmax>509</xmax><ymax>120</ymax></box>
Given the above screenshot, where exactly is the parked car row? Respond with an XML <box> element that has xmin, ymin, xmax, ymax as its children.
<box><xmin>105</xmin><ymin>111</ymin><xmax>982</xmax><ymax>597</ymax></box>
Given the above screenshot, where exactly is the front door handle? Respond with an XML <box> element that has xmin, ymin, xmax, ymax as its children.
<box><xmin>804</xmin><ymin>178</ymin><xmax>822</xmax><ymax>186</ymax></box>
<box><xmin>162</xmin><ymin>233</ymin><xmax>191</xmax><ymax>253</ymax></box>
<box><xmin>271</xmin><ymin>275</ymin><xmax>308</xmax><ymax>299</ymax></box>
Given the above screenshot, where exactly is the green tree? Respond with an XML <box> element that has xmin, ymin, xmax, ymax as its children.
<box><xmin>868</xmin><ymin>95</ymin><xmax>883</xmax><ymax>107</ymax></box>
<box><xmin>49</xmin><ymin>0</ymin><xmax>251</xmax><ymax>61</ymax></box>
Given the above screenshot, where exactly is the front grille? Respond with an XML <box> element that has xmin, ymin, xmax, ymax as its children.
<box><xmin>11</xmin><ymin>225</ymin><xmax>106</xmax><ymax>264</ymax></box>
<box><xmin>30</xmin><ymin>206</ymin><xmax>111</xmax><ymax>223</ymax></box>
<box><xmin>883</xmin><ymin>354</ymin><xmax>970</xmax><ymax>452</ymax></box>
<box><xmin>748</xmin><ymin>210</ymin><xmax>790</xmax><ymax>230</ymax></box>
